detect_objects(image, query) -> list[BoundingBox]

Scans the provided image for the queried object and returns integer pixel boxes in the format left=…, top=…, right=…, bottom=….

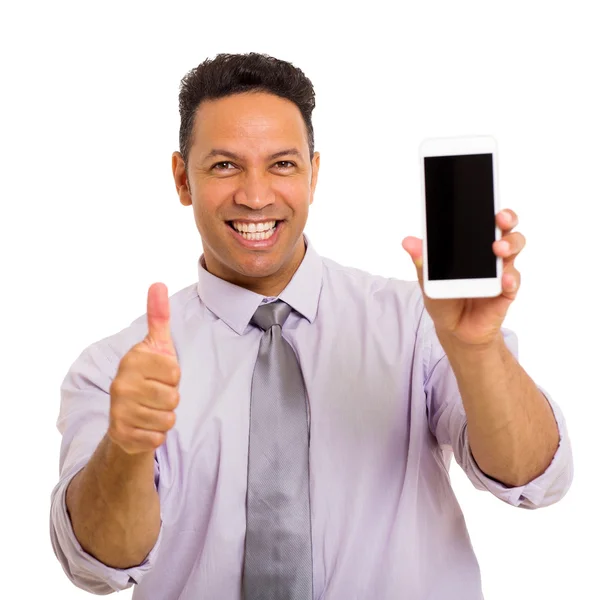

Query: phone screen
left=424, top=153, right=497, bottom=280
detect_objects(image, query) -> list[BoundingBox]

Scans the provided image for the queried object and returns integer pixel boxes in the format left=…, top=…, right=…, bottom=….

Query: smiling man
left=173, top=89, right=317, bottom=296
left=50, top=53, right=573, bottom=600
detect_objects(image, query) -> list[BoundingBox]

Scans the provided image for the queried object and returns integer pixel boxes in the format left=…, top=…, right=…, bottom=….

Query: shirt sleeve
left=49, top=340, right=164, bottom=593
left=420, top=308, right=574, bottom=509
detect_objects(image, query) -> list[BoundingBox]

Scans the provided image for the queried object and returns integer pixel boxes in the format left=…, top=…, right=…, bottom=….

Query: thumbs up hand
left=108, top=283, right=181, bottom=455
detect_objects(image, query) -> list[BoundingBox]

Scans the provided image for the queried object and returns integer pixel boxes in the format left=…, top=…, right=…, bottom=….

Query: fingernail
left=498, top=240, right=510, bottom=253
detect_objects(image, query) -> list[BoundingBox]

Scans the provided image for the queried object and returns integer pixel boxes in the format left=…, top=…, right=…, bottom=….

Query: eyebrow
left=203, top=148, right=303, bottom=161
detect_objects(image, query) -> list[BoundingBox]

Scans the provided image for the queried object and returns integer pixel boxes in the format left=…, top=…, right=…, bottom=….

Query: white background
left=1, top=0, right=598, bottom=598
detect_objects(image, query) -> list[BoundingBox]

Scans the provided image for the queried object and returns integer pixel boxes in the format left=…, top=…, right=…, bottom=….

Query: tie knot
left=251, top=300, right=292, bottom=331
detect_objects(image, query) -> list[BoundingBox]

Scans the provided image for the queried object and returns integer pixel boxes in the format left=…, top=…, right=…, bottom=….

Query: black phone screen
left=424, top=153, right=497, bottom=280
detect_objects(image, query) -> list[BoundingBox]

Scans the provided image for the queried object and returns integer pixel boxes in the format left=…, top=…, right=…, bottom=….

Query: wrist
left=99, top=435, right=157, bottom=496
left=436, top=330, right=506, bottom=366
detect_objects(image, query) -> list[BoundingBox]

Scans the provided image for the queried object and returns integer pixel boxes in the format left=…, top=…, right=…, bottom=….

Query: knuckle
left=111, top=379, right=136, bottom=403
left=168, top=390, right=180, bottom=410
left=119, top=350, right=138, bottom=371
left=129, top=428, right=154, bottom=449
left=170, top=365, right=181, bottom=383
left=129, top=427, right=145, bottom=442
left=111, top=399, right=140, bottom=429
left=160, top=412, right=176, bottom=431
left=161, top=395, right=175, bottom=412
left=110, top=377, right=124, bottom=397
left=150, top=431, right=166, bottom=447
left=175, top=388, right=181, bottom=404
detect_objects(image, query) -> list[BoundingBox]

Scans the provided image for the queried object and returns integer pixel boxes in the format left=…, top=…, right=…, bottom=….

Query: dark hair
left=178, top=52, right=316, bottom=164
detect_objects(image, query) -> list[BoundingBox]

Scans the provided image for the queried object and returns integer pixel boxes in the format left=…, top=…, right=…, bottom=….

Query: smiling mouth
left=227, top=220, right=283, bottom=241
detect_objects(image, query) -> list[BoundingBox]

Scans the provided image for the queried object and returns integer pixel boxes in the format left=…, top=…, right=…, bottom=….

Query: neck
left=203, top=239, right=306, bottom=297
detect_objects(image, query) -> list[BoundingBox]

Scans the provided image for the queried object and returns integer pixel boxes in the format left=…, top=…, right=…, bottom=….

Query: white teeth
left=232, top=220, right=276, bottom=233
left=238, top=227, right=277, bottom=241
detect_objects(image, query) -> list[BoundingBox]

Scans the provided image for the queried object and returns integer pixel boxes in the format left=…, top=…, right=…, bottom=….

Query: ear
left=172, top=152, right=192, bottom=206
left=309, top=151, right=320, bottom=206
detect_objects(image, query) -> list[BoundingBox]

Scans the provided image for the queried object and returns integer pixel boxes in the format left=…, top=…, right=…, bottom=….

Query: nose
left=233, top=169, right=276, bottom=210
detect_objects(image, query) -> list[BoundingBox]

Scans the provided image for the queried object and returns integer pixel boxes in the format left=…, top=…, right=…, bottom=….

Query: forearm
left=439, top=331, right=559, bottom=487
left=65, top=434, right=161, bottom=569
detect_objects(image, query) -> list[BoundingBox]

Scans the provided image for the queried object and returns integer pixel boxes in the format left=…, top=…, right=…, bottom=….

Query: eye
left=274, top=161, right=295, bottom=169
left=212, top=161, right=236, bottom=171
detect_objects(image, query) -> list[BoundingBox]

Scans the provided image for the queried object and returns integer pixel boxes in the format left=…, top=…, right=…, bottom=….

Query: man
left=50, top=52, right=573, bottom=600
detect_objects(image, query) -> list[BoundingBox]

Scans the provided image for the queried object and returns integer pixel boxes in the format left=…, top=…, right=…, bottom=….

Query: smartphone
left=419, top=135, right=502, bottom=299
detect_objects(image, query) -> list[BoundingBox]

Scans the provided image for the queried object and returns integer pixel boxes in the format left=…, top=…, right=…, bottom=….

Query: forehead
left=192, top=92, right=308, bottom=152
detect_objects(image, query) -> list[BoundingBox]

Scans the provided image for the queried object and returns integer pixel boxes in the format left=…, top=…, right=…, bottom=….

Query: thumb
left=402, top=236, right=424, bottom=288
left=145, top=282, right=176, bottom=356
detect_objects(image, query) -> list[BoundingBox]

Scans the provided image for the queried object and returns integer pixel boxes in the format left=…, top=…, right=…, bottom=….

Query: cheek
left=274, top=179, right=311, bottom=207
left=192, top=182, right=232, bottom=222
left=191, top=198, right=223, bottom=240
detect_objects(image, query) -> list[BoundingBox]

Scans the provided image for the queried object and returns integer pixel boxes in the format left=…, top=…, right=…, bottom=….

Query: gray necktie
left=242, top=300, right=313, bottom=600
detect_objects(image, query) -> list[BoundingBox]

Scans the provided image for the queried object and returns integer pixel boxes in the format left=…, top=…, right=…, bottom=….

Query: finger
left=115, top=428, right=167, bottom=454
left=493, top=232, right=526, bottom=262
left=146, top=282, right=176, bottom=356
left=121, top=350, right=181, bottom=386
left=138, top=379, right=180, bottom=411
left=120, top=377, right=180, bottom=410
left=122, top=403, right=177, bottom=432
left=402, top=236, right=424, bottom=288
left=496, top=209, right=519, bottom=232
left=501, top=265, right=521, bottom=300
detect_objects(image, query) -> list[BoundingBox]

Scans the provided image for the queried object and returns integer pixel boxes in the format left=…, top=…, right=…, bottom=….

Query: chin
left=233, top=256, right=282, bottom=278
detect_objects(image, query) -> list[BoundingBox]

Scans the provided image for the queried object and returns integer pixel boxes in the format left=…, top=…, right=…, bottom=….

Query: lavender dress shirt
left=50, top=236, right=573, bottom=599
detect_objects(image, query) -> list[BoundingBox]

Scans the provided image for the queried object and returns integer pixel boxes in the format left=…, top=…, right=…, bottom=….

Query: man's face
left=172, top=92, right=320, bottom=294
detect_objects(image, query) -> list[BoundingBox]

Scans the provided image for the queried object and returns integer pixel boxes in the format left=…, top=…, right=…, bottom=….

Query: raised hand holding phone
left=108, top=282, right=181, bottom=455
left=403, top=136, right=526, bottom=348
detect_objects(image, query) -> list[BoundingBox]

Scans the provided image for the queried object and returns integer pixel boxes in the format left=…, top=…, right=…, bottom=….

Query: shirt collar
left=196, top=234, right=323, bottom=335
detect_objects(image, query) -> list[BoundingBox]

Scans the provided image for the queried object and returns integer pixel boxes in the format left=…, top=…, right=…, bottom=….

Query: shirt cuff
left=463, top=386, right=573, bottom=509
left=49, top=458, right=164, bottom=593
